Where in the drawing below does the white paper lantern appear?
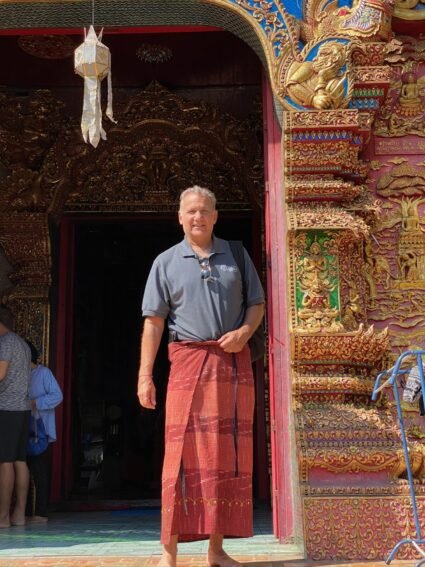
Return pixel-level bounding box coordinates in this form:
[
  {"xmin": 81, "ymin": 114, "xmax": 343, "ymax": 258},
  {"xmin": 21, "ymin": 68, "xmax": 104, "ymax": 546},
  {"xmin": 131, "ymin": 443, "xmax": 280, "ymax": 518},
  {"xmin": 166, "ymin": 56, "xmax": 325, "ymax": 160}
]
[{"xmin": 74, "ymin": 26, "xmax": 116, "ymax": 148}]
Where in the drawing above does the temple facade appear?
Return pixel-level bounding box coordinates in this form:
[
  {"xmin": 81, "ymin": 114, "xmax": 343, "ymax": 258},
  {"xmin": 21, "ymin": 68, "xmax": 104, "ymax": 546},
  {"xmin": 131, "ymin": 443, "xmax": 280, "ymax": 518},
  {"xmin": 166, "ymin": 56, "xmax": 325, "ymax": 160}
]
[{"xmin": 0, "ymin": 0, "xmax": 424, "ymax": 560}]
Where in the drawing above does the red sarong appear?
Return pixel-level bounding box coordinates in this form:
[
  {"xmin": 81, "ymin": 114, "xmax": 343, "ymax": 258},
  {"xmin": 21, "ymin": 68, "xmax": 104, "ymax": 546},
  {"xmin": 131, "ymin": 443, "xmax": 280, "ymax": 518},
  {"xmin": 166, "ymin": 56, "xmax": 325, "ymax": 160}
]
[{"xmin": 161, "ymin": 341, "xmax": 254, "ymax": 544}]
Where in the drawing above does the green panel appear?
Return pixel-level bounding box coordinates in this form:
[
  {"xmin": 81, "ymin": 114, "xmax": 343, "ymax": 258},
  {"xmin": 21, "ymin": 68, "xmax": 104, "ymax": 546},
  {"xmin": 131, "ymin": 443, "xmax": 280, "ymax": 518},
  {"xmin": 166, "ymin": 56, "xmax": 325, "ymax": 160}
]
[{"xmin": 295, "ymin": 230, "xmax": 341, "ymax": 316}]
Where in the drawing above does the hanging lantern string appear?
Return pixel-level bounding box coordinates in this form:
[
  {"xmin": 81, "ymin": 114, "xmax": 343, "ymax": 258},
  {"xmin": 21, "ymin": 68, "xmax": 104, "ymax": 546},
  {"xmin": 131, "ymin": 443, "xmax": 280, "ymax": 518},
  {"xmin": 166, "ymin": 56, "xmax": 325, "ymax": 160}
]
[{"xmin": 91, "ymin": 0, "xmax": 95, "ymax": 27}]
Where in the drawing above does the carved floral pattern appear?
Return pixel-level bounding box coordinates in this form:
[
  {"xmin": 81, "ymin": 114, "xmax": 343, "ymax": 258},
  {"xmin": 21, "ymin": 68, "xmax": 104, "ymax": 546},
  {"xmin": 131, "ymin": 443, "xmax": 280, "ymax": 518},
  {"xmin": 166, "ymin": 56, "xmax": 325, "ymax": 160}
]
[
  {"xmin": 304, "ymin": 497, "xmax": 425, "ymax": 560},
  {"xmin": 293, "ymin": 326, "xmax": 389, "ymax": 364}
]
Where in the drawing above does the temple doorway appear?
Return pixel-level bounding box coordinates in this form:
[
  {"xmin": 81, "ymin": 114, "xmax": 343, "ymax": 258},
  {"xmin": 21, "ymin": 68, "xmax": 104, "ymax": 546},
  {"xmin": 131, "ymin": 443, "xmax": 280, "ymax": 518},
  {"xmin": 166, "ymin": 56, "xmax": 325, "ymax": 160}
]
[{"xmin": 66, "ymin": 210, "xmax": 268, "ymax": 505}]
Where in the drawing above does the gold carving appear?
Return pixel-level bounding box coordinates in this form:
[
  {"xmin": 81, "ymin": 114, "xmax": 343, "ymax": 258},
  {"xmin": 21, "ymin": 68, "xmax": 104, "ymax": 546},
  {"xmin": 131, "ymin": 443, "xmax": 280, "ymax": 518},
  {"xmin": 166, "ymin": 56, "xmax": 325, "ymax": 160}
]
[
  {"xmin": 41, "ymin": 82, "xmax": 263, "ymax": 214},
  {"xmin": 304, "ymin": 496, "xmax": 425, "ymax": 560},
  {"xmin": 352, "ymin": 43, "xmax": 388, "ymax": 66},
  {"xmin": 304, "ymin": 447, "xmax": 405, "ymax": 476},
  {"xmin": 375, "ymin": 159, "xmax": 425, "ymax": 197},
  {"xmin": 286, "ymin": 176, "xmax": 363, "ymax": 202},
  {"xmin": 301, "ymin": 0, "xmax": 394, "ymax": 42},
  {"xmin": 352, "ymin": 65, "xmax": 392, "ymax": 83},
  {"xmin": 288, "ymin": 205, "xmax": 370, "ymax": 236},
  {"xmin": 293, "ymin": 325, "xmax": 389, "ymax": 364},
  {"xmin": 394, "ymin": 0, "xmax": 425, "ymax": 19},
  {"xmin": 342, "ymin": 278, "xmax": 365, "ymax": 329},
  {"xmin": 296, "ymin": 238, "xmax": 343, "ymax": 333},
  {"xmin": 374, "ymin": 65, "xmax": 425, "ymax": 138},
  {"xmin": 286, "ymin": 109, "xmax": 359, "ymax": 129},
  {"xmin": 285, "ymin": 41, "xmax": 352, "ymax": 110}
]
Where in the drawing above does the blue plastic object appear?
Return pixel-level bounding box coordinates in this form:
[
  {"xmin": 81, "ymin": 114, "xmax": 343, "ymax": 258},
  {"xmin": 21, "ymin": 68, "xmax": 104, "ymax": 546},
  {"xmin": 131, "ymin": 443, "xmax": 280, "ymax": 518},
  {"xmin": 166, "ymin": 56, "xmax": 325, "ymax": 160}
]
[{"xmin": 372, "ymin": 350, "xmax": 425, "ymax": 566}]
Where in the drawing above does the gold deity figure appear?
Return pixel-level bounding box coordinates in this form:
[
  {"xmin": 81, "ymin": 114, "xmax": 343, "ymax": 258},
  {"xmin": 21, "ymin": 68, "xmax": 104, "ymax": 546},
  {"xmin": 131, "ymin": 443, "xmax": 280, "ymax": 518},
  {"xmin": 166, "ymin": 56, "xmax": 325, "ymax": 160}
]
[
  {"xmin": 285, "ymin": 42, "xmax": 348, "ymax": 110},
  {"xmin": 299, "ymin": 241, "xmax": 336, "ymax": 309},
  {"xmin": 342, "ymin": 279, "xmax": 364, "ymax": 329},
  {"xmin": 398, "ymin": 251, "xmax": 420, "ymax": 281},
  {"xmin": 400, "ymin": 197, "xmax": 424, "ymax": 233},
  {"xmin": 397, "ymin": 73, "xmax": 422, "ymax": 117}
]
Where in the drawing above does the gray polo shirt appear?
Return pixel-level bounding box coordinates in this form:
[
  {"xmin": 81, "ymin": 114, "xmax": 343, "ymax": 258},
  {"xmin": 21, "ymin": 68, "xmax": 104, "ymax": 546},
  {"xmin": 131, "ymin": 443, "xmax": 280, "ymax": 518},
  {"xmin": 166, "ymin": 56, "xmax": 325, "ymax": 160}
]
[{"xmin": 142, "ymin": 236, "xmax": 264, "ymax": 341}]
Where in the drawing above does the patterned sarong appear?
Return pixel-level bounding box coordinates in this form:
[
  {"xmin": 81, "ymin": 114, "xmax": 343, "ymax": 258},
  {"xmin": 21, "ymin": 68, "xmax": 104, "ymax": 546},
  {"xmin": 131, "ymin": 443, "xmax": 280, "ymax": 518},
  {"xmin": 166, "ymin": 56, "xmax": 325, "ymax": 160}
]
[{"xmin": 161, "ymin": 341, "xmax": 254, "ymax": 544}]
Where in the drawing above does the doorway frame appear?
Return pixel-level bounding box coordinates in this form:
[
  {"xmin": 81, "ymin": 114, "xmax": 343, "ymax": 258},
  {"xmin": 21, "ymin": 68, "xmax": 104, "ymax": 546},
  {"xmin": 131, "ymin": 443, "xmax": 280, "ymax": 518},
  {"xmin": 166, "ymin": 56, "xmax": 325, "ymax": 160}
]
[{"xmin": 53, "ymin": 208, "xmax": 272, "ymax": 501}]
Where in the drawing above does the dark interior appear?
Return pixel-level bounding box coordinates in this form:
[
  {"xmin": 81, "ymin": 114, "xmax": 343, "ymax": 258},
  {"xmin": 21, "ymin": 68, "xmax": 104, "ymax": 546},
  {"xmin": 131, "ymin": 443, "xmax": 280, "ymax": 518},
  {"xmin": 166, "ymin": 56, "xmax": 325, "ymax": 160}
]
[{"xmin": 71, "ymin": 213, "xmax": 256, "ymax": 499}]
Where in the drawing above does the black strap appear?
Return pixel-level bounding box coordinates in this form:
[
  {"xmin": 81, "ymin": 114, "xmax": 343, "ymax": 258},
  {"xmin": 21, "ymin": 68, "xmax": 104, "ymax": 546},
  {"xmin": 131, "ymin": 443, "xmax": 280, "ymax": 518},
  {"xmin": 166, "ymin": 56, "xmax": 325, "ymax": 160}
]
[{"xmin": 228, "ymin": 240, "xmax": 246, "ymax": 305}]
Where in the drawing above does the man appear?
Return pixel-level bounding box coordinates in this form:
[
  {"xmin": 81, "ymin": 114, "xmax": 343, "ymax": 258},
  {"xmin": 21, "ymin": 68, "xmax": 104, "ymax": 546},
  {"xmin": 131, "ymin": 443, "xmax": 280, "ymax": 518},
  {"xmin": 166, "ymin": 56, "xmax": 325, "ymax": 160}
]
[
  {"xmin": 138, "ymin": 186, "xmax": 264, "ymax": 567},
  {"xmin": 0, "ymin": 305, "xmax": 31, "ymax": 528}
]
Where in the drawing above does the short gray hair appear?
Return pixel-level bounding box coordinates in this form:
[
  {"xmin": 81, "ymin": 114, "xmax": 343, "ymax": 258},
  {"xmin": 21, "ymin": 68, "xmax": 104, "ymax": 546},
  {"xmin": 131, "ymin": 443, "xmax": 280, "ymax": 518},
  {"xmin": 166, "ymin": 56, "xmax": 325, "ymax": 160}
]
[
  {"xmin": 179, "ymin": 186, "xmax": 216, "ymax": 211},
  {"xmin": 0, "ymin": 305, "xmax": 14, "ymax": 330}
]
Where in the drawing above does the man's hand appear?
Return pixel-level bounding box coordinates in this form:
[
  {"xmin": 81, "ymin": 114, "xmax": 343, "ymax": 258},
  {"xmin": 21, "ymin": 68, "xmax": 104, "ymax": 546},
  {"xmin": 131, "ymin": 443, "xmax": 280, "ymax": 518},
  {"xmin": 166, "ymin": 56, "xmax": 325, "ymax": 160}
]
[
  {"xmin": 217, "ymin": 303, "xmax": 264, "ymax": 354},
  {"xmin": 137, "ymin": 378, "xmax": 156, "ymax": 410},
  {"xmin": 137, "ymin": 316, "xmax": 164, "ymax": 410},
  {"xmin": 217, "ymin": 328, "xmax": 250, "ymax": 353}
]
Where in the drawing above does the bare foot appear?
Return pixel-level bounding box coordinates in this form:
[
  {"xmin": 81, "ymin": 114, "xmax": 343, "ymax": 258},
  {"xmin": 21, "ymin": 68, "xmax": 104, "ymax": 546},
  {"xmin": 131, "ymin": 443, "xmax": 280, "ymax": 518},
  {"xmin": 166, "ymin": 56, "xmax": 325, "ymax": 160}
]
[
  {"xmin": 207, "ymin": 551, "xmax": 242, "ymax": 567},
  {"xmin": 158, "ymin": 554, "xmax": 176, "ymax": 567},
  {"xmin": 27, "ymin": 515, "xmax": 48, "ymax": 524},
  {"xmin": 10, "ymin": 514, "xmax": 26, "ymax": 527}
]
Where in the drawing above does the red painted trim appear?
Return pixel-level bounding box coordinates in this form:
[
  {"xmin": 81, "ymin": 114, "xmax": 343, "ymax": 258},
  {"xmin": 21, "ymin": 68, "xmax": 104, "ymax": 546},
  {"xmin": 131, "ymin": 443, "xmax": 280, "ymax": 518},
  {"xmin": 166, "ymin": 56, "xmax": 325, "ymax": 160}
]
[
  {"xmin": 51, "ymin": 218, "xmax": 75, "ymax": 502},
  {"xmin": 263, "ymin": 75, "xmax": 299, "ymax": 543},
  {"xmin": 251, "ymin": 210, "xmax": 270, "ymax": 503},
  {"xmin": 0, "ymin": 25, "xmax": 221, "ymax": 36}
]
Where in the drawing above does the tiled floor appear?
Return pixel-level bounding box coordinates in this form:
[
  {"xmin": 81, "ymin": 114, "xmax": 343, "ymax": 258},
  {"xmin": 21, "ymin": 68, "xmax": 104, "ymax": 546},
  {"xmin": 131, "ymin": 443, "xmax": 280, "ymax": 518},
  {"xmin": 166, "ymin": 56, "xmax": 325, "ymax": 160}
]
[
  {"xmin": 0, "ymin": 508, "xmax": 418, "ymax": 567},
  {"xmin": 0, "ymin": 507, "xmax": 300, "ymax": 562}
]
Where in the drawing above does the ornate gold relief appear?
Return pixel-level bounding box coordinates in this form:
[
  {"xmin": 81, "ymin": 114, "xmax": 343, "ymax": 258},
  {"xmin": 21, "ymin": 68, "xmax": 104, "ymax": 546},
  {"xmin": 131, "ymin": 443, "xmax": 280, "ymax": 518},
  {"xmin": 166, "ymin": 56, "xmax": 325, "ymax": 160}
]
[
  {"xmin": 286, "ymin": 176, "xmax": 363, "ymax": 202},
  {"xmin": 288, "ymin": 205, "xmax": 370, "ymax": 236},
  {"xmin": 304, "ymin": 496, "xmax": 425, "ymax": 560},
  {"xmin": 38, "ymin": 82, "xmax": 264, "ymax": 214},
  {"xmin": 294, "ymin": 233, "xmax": 343, "ymax": 333},
  {"xmin": 293, "ymin": 325, "xmax": 389, "ymax": 364},
  {"xmin": 284, "ymin": 40, "xmax": 353, "ymax": 110},
  {"xmin": 301, "ymin": 0, "xmax": 394, "ymax": 43},
  {"xmin": 394, "ymin": 0, "xmax": 425, "ymax": 20},
  {"xmin": 374, "ymin": 43, "xmax": 425, "ymax": 138},
  {"xmin": 0, "ymin": 212, "xmax": 51, "ymax": 363},
  {"xmin": 284, "ymin": 109, "xmax": 372, "ymax": 181}
]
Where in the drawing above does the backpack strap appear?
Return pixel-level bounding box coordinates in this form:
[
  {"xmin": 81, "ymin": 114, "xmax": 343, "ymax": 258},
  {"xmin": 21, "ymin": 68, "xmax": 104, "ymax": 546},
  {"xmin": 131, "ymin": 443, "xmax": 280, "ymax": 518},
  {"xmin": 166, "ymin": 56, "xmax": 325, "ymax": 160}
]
[{"xmin": 228, "ymin": 240, "xmax": 247, "ymax": 306}]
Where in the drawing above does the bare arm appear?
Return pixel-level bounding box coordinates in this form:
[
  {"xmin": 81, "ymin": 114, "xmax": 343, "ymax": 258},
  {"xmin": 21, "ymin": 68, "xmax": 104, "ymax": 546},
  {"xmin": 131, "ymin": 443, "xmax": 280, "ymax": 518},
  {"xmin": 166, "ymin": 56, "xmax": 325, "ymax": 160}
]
[
  {"xmin": 0, "ymin": 360, "xmax": 9, "ymax": 381},
  {"xmin": 137, "ymin": 316, "xmax": 165, "ymax": 410},
  {"xmin": 217, "ymin": 303, "xmax": 265, "ymax": 353}
]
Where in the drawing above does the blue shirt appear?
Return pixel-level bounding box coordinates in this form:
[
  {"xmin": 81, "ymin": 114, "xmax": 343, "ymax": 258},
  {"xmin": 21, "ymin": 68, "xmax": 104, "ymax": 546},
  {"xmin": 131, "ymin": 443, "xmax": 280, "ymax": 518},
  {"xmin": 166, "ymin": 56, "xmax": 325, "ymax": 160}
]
[
  {"xmin": 28, "ymin": 365, "xmax": 63, "ymax": 443},
  {"xmin": 142, "ymin": 236, "xmax": 264, "ymax": 341}
]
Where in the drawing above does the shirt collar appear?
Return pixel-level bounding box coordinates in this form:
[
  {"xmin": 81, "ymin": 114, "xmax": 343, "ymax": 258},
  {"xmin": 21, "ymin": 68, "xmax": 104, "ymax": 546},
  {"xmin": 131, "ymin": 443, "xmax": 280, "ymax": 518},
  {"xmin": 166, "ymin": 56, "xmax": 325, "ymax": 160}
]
[{"xmin": 180, "ymin": 235, "xmax": 227, "ymax": 258}]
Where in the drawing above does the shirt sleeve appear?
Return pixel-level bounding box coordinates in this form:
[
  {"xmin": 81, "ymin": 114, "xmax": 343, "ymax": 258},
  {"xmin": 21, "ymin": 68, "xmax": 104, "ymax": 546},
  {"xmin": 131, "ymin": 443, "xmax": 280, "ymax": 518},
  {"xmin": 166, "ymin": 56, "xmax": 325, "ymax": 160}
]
[
  {"xmin": 142, "ymin": 257, "xmax": 171, "ymax": 319},
  {"xmin": 0, "ymin": 334, "xmax": 13, "ymax": 362},
  {"xmin": 35, "ymin": 367, "xmax": 64, "ymax": 410},
  {"xmin": 243, "ymin": 248, "xmax": 265, "ymax": 307}
]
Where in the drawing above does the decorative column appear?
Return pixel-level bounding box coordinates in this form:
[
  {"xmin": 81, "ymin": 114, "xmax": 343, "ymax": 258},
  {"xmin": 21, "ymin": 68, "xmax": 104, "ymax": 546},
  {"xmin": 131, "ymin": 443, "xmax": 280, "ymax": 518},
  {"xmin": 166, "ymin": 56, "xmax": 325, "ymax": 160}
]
[
  {"xmin": 0, "ymin": 213, "xmax": 51, "ymax": 362},
  {"xmin": 281, "ymin": 37, "xmax": 425, "ymax": 557},
  {"xmin": 0, "ymin": 89, "xmax": 63, "ymax": 361}
]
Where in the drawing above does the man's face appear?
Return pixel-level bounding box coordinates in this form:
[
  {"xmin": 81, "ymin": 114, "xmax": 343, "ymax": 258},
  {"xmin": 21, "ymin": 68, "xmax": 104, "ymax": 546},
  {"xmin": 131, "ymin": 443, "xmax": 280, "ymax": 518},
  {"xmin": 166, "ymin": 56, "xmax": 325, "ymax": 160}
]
[{"xmin": 178, "ymin": 193, "xmax": 218, "ymax": 242}]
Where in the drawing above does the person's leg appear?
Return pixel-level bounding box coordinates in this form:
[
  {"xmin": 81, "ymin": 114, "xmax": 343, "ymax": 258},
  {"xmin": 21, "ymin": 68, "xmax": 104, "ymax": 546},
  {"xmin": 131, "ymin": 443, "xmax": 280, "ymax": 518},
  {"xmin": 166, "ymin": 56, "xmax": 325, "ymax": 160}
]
[
  {"xmin": 10, "ymin": 461, "xmax": 29, "ymax": 526},
  {"xmin": 159, "ymin": 534, "xmax": 178, "ymax": 567},
  {"xmin": 207, "ymin": 534, "xmax": 240, "ymax": 567},
  {"xmin": 0, "ymin": 462, "xmax": 14, "ymax": 528},
  {"xmin": 32, "ymin": 448, "xmax": 50, "ymax": 519}
]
